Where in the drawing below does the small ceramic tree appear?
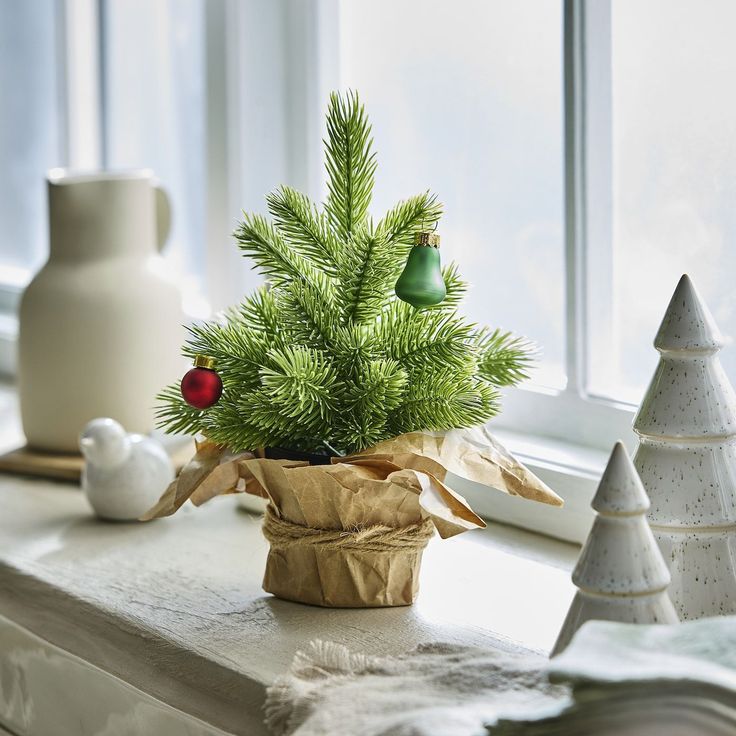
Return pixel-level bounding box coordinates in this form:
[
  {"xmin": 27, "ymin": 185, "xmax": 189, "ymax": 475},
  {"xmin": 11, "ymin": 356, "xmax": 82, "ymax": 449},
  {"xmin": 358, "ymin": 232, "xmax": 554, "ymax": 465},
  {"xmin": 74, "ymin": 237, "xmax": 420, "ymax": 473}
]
[
  {"xmin": 634, "ymin": 274, "xmax": 736, "ymax": 620},
  {"xmin": 552, "ymin": 442, "xmax": 677, "ymax": 656}
]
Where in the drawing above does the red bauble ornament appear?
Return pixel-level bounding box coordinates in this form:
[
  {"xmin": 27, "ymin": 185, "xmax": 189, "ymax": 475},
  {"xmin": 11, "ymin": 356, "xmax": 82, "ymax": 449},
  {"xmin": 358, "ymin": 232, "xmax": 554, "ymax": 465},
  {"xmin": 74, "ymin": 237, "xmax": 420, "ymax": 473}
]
[{"xmin": 181, "ymin": 355, "xmax": 223, "ymax": 409}]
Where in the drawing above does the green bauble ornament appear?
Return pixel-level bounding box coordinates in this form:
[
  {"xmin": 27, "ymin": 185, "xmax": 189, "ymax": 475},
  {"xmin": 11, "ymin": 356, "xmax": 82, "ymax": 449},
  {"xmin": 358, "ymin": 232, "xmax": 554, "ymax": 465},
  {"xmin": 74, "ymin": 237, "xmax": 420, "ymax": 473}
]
[{"xmin": 394, "ymin": 232, "xmax": 447, "ymax": 308}]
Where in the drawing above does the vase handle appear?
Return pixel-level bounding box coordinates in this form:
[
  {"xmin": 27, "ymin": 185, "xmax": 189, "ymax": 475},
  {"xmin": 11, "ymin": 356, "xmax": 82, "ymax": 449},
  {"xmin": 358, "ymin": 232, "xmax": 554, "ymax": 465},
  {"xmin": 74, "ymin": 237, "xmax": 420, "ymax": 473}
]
[{"xmin": 154, "ymin": 183, "xmax": 172, "ymax": 252}]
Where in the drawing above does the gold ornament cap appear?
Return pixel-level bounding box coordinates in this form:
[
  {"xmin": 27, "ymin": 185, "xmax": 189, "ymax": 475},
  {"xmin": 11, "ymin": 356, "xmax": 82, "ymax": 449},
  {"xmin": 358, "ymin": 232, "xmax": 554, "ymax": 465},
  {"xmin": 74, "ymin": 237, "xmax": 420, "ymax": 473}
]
[
  {"xmin": 414, "ymin": 231, "xmax": 440, "ymax": 248},
  {"xmin": 193, "ymin": 354, "xmax": 216, "ymax": 370}
]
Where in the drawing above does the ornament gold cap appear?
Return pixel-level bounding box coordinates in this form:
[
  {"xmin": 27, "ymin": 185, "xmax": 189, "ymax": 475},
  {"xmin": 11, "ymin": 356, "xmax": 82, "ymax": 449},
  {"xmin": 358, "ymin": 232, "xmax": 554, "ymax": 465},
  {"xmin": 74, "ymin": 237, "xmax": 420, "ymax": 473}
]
[
  {"xmin": 414, "ymin": 231, "xmax": 440, "ymax": 248},
  {"xmin": 193, "ymin": 354, "xmax": 216, "ymax": 370}
]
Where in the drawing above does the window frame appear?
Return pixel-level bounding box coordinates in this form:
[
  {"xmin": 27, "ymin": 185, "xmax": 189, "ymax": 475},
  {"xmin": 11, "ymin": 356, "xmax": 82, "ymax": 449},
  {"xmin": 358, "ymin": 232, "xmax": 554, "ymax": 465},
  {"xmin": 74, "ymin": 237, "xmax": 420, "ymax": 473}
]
[
  {"xmin": 214, "ymin": 0, "xmax": 613, "ymax": 543},
  {"xmin": 0, "ymin": 0, "xmax": 102, "ymax": 377},
  {"xmin": 200, "ymin": 0, "xmax": 339, "ymax": 313},
  {"xmin": 323, "ymin": 0, "xmax": 625, "ymax": 541},
  {"xmin": 495, "ymin": 0, "xmax": 636, "ymax": 453},
  {"xmin": 0, "ymin": 0, "xmax": 626, "ymax": 542},
  {"xmin": 471, "ymin": 0, "xmax": 630, "ymax": 542},
  {"xmin": 318, "ymin": 0, "xmax": 633, "ymax": 456}
]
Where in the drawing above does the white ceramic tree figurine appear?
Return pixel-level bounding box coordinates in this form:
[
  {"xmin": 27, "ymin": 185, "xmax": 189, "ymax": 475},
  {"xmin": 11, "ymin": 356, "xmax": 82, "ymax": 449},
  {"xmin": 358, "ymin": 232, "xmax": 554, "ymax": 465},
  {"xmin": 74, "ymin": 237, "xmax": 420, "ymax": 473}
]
[
  {"xmin": 634, "ymin": 274, "xmax": 736, "ymax": 620},
  {"xmin": 552, "ymin": 442, "xmax": 677, "ymax": 656}
]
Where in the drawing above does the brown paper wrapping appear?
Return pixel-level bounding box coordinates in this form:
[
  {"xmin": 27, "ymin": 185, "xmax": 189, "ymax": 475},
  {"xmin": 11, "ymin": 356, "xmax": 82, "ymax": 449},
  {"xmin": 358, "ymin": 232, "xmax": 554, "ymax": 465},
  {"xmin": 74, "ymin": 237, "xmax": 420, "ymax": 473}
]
[
  {"xmin": 352, "ymin": 426, "xmax": 561, "ymax": 505},
  {"xmin": 142, "ymin": 429, "xmax": 562, "ymax": 608}
]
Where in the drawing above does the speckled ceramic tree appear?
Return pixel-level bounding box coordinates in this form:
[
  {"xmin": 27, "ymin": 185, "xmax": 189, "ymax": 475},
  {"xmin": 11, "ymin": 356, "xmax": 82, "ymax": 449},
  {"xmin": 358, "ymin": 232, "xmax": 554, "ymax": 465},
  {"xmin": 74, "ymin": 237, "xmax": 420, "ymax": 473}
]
[
  {"xmin": 634, "ymin": 274, "xmax": 736, "ymax": 620},
  {"xmin": 552, "ymin": 442, "xmax": 677, "ymax": 656}
]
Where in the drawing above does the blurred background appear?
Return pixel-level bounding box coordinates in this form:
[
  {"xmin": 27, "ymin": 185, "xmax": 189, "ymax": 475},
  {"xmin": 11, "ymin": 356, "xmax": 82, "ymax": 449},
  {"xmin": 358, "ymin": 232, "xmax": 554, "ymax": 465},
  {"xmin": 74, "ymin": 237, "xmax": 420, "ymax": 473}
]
[{"xmin": 2, "ymin": 0, "xmax": 735, "ymax": 446}]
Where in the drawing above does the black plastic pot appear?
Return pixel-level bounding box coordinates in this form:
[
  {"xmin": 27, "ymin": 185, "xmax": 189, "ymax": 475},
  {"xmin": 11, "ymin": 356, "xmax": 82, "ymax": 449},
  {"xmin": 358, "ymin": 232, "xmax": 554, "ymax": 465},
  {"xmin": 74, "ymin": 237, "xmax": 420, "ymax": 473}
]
[{"xmin": 263, "ymin": 446, "xmax": 337, "ymax": 466}]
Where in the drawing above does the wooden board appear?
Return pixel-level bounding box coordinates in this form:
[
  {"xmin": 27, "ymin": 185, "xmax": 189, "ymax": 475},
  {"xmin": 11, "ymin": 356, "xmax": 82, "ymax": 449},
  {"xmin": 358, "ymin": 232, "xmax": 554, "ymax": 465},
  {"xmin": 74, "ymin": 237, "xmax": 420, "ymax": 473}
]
[{"xmin": 0, "ymin": 440, "xmax": 196, "ymax": 482}]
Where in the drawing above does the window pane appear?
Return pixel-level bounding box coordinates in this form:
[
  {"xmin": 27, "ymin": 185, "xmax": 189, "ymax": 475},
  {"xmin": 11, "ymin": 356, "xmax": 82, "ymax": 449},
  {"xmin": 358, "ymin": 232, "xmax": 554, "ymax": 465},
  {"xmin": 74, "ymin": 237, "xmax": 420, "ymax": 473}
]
[
  {"xmin": 339, "ymin": 0, "xmax": 565, "ymax": 389},
  {"xmin": 0, "ymin": 1, "xmax": 61, "ymax": 274},
  {"xmin": 102, "ymin": 0, "xmax": 206, "ymax": 290},
  {"xmin": 590, "ymin": 0, "xmax": 736, "ymax": 403}
]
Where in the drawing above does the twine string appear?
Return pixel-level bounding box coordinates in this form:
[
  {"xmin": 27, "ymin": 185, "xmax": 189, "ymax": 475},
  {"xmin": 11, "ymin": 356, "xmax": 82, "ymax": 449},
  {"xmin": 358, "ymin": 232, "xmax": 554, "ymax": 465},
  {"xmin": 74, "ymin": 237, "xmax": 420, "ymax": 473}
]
[{"xmin": 262, "ymin": 505, "xmax": 435, "ymax": 553}]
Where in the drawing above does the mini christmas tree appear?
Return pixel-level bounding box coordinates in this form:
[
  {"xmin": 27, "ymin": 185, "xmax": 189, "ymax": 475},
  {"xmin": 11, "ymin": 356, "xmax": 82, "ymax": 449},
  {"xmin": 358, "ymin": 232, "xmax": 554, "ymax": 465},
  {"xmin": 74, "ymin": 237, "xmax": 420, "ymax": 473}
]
[
  {"xmin": 552, "ymin": 442, "xmax": 677, "ymax": 656},
  {"xmin": 634, "ymin": 274, "xmax": 736, "ymax": 620},
  {"xmin": 156, "ymin": 92, "xmax": 533, "ymax": 455}
]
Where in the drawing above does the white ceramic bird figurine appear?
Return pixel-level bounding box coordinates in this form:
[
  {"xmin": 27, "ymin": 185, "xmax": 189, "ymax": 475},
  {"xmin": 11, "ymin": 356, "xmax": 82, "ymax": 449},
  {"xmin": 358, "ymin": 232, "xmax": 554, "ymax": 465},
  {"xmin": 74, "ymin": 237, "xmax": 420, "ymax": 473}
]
[{"xmin": 79, "ymin": 418, "xmax": 174, "ymax": 521}]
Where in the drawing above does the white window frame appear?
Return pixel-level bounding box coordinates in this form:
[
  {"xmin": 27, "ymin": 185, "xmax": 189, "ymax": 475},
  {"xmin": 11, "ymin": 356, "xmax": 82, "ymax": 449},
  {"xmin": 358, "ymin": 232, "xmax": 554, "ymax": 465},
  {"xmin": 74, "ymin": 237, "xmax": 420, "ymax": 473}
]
[
  {"xmin": 310, "ymin": 0, "xmax": 626, "ymax": 542},
  {"xmin": 487, "ymin": 0, "xmax": 632, "ymax": 542},
  {"xmin": 0, "ymin": 0, "xmax": 629, "ymax": 543},
  {"xmin": 495, "ymin": 0, "xmax": 635, "ymax": 453},
  {"xmin": 201, "ymin": 0, "xmax": 622, "ymax": 543},
  {"xmin": 436, "ymin": 0, "xmax": 635, "ymax": 544},
  {"xmin": 0, "ymin": 0, "xmax": 102, "ymax": 377}
]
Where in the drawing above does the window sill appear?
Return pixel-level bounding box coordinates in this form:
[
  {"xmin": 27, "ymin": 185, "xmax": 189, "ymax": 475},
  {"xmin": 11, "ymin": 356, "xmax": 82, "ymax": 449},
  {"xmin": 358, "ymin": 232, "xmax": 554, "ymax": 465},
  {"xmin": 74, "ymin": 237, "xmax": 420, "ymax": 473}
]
[
  {"xmin": 448, "ymin": 426, "xmax": 606, "ymax": 544},
  {"xmin": 0, "ymin": 382, "xmax": 584, "ymax": 732},
  {"xmin": 0, "ymin": 471, "xmax": 578, "ymax": 735},
  {"xmin": 0, "ymin": 380, "xmax": 603, "ymax": 545}
]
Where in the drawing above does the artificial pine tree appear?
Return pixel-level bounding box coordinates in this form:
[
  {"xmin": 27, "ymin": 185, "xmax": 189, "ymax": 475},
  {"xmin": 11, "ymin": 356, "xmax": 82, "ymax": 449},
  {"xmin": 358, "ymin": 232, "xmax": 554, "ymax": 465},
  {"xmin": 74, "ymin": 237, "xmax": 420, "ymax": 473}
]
[
  {"xmin": 157, "ymin": 92, "xmax": 532, "ymax": 455},
  {"xmin": 634, "ymin": 274, "xmax": 736, "ymax": 620},
  {"xmin": 552, "ymin": 442, "xmax": 677, "ymax": 656}
]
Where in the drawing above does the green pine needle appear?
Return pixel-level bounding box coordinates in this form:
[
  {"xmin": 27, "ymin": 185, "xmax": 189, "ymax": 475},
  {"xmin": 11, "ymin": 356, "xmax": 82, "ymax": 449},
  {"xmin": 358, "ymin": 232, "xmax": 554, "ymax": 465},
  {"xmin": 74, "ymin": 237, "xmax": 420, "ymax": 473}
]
[
  {"xmin": 478, "ymin": 328, "xmax": 536, "ymax": 386},
  {"xmin": 158, "ymin": 91, "xmax": 533, "ymax": 453},
  {"xmin": 234, "ymin": 214, "xmax": 323, "ymax": 290},
  {"xmin": 337, "ymin": 229, "xmax": 399, "ymax": 323},
  {"xmin": 376, "ymin": 191, "xmax": 443, "ymax": 245},
  {"xmin": 379, "ymin": 308, "xmax": 477, "ymax": 372},
  {"xmin": 155, "ymin": 384, "xmax": 203, "ymax": 436},
  {"xmin": 324, "ymin": 91, "xmax": 377, "ymax": 241},
  {"xmin": 267, "ymin": 186, "xmax": 341, "ymax": 276}
]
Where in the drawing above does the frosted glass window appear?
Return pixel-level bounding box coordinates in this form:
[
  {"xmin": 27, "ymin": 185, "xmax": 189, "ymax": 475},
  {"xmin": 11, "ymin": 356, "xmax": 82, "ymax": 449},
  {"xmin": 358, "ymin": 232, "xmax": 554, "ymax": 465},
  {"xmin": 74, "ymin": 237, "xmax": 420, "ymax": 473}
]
[
  {"xmin": 0, "ymin": 1, "xmax": 61, "ymax": 274},
  {"xmin": 102, "ymin": 0, "xmax": 206, "ymax": 283},
  {"xmin": 339, "ymin": 0, "xmax": 565, "ymax": 389},
  {"xmin": 589, "ymin": 0, "xmax": 736, "ymax": 404}
]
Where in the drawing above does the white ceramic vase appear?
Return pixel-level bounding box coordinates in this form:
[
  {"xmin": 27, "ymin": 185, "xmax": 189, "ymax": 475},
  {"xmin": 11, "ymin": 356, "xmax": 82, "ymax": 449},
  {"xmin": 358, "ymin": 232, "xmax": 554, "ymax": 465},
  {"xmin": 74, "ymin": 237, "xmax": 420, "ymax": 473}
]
[{"xmin": 18, "ymin": 170, "xmax": 185, "ymax": 452}]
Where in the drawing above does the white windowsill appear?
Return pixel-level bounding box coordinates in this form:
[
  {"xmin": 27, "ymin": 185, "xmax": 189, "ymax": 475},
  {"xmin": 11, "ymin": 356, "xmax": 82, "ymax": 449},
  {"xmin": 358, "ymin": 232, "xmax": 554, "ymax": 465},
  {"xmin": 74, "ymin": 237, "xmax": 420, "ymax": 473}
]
[
  {"xmin": 473, "ymin": 426, "xmax": 605, "ymax": 544},
  {"xmin": 0, "ymin": 382, "xmax": 593, "ymax": 733},
  {"xmin": 0, "ymin": 471, "xmax": 578, "ymax": 735},
  {"xmin": 0, "ymin": 381, "xmax": 603, "ymax": 545}
]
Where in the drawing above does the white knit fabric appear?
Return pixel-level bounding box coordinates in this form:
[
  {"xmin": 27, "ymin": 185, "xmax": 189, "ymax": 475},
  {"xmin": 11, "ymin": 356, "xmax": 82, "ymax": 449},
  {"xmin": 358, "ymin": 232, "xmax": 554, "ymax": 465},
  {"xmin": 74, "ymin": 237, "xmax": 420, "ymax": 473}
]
[
  {"xmin": 265, "ymin": 640, "xmax": 569, "ymax": 736},
  {"xmin": 266, "ymin": 618, "xmax": 736, "ymax": 736}
]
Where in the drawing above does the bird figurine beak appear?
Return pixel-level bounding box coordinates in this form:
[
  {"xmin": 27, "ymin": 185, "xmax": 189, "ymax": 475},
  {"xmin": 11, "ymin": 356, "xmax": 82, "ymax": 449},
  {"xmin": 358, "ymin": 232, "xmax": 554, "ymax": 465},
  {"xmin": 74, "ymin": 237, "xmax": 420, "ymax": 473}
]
[{"xmin": 79, "ymin": 436, "xmax": 95, "ymax": 455}]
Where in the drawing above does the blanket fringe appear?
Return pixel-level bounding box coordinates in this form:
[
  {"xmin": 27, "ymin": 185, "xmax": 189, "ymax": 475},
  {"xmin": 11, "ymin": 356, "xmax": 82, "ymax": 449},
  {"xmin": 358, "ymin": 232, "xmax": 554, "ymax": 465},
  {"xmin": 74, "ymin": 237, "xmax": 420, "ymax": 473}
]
[{"xmin": 264, "ymin": 640, "xmax": 380, "ymax": 735}]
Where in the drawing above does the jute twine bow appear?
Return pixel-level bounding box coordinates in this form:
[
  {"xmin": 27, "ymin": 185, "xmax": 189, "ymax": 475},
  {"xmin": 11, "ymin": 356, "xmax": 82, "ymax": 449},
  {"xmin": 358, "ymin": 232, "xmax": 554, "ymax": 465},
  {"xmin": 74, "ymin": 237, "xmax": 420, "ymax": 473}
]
[{"xmin": 262, "ymin": 505, "xmax": 435, "ymax": 554}]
